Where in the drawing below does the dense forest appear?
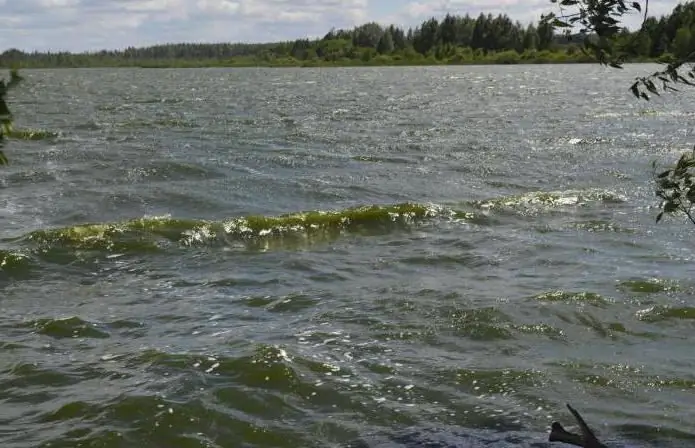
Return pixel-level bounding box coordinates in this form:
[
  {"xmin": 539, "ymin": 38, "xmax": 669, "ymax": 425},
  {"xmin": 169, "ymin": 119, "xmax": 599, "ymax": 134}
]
[{"xmin": 2, "ymin": 2, "xmax": 695, "ymax": 68}]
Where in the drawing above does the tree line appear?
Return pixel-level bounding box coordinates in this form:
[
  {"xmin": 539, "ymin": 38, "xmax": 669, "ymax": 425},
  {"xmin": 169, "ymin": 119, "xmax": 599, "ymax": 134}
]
[
  {"xmin": 4, "ymin": 3, "xmax": 694, "ymax": 68},
  {"xmin": 0, "ymin": 13, "xmax": 562, "ymax": 68}
]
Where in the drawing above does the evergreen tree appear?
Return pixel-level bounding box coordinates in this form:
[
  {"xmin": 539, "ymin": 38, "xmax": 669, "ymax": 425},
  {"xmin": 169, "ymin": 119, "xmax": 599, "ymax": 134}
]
[
  {"xmin": 537, "ymin": 19, "xmax": 554, "ymax": 50},
  {"xmin": 523, "ymin": 24, "xmax": 539, "ymax": 50},
  {"xmin": 377, "ymin": 31, "xmax": 395, "ymax": 54},
  {"xmin": 672, "ymin": 26, "xmax": 692, "ymax": 58}
]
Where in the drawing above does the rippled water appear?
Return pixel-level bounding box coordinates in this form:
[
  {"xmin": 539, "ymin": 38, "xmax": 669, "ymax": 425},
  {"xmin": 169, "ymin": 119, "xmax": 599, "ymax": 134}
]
[{"xmin": 2, "ymin": 65, "xmax": 695, "ymax": 447}]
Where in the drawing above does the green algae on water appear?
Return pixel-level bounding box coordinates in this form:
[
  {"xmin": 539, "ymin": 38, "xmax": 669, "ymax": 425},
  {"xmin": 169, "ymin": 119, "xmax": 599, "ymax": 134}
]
[
  {"xmin": 636, "ymin": 305, "xmax": 695, "ymax": 322},
  {"xmin": 20, "ymin": 203, "xmax": 478, "ymax": 253},
  {"xmin": 221, "ymin": 203, "xmax": 442, "ymax": 237},
  {"xmin": 0, "ymin": 249, "xmax": 30, "ymax": 271},
  {"xmin": 8, "ymin": 128, "xmax": 59, "ymax": 140},
  {"xmin": 25, "ymin": 215, "xmax": 200, "ymax": 251},
  {"xmin": 619, "ymin": 278, "xmax": 681, "ymax": 294}
]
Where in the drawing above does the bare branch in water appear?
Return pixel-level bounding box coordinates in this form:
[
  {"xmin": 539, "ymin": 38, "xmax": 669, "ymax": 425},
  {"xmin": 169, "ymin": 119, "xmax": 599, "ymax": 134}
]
[{"xmin": 549, "ymin": 404, "xmax": 608, "ymax": 448}]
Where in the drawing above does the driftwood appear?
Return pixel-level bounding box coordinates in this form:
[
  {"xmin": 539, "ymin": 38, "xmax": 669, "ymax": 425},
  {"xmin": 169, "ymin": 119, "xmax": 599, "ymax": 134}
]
[{"xmin": 549, "ymin": 404, "xmax": 609, "ymax": 448}]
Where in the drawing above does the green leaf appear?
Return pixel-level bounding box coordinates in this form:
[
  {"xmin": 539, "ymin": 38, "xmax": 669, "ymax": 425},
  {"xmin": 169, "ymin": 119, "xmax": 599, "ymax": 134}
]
[
  {"xmin": 7, "ymin": 69, "xmax": 23, "ymax": 89},
  {"xmin": 0, "ymin": 100, "xmax": 10, "ymax": 117},
  {"xmin": 658, "ymin": 170, "xmax": 672, "ymax": 178},
  {"xmin": 664, "ymin": 202, "xmax": 679, "ymax": 213},
  {"xmin": 0, "ymin": 68, "xmax": 24, "ymax": 166},
  {"xmin": 645, "ymin": 80, "xmax": 660, "ymax": 95}
]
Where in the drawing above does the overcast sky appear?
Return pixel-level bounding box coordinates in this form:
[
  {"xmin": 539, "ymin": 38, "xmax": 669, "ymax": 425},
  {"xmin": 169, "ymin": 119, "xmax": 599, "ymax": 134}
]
[{"xmin": 0, "ymin": 0, "xmax": 682, "ymax": 53}]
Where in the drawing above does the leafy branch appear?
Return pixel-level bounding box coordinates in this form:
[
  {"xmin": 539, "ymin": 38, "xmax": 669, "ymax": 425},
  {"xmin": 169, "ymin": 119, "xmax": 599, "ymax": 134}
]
[
  {"xmin": 0, "ymin": 68, "xmax": 23, "ymax": 165},
  {"xmin": 544, "ymin": 0, "xmax": 695, "ymax": 224},
  {"xmin": 541, "ymin": 2, "xmax": 695, "ymax": 100},
  {"xmin": 653, "ymin": 149, "xmax": 695, "ymax": 225},
  {"xmin": 541, "ymin": 0, "xmax": 647, "ymax": 68}
]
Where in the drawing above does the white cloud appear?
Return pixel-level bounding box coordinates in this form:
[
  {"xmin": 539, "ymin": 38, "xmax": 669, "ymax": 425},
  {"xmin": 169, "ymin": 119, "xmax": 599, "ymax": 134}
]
[
  {"xmin": 195, "ymin": 0, "xmax": 240, "ymax": 14},
  {"xmin": 39, "ymin": 0, "xmax": 80, "ymax": 6},
  {"xmin": 0, "ymin": 0, "xmax": 682, "ymax": 52},
  {"xmin": 125, "ymin": 0, "xmax": 183, "ymax": 12}
]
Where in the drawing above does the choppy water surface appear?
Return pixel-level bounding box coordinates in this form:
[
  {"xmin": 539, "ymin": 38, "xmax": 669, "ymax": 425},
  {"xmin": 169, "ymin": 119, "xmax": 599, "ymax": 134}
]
[{"xmin": 2, "ymin": 65, "xmax": 695, "ymax": 447}]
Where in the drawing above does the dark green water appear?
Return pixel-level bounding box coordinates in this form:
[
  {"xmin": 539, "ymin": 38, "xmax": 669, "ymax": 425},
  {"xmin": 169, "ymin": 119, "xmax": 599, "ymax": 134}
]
[{"xmin": 1, "ymin": 65, "xmax": 695, "ymax": 447}]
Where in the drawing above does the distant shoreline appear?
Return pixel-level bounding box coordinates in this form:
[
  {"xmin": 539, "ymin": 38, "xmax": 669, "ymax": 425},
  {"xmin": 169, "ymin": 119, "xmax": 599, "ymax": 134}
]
[{"xmin": 0, "ymin": 56, "xmax": 661, "ymax": 70}]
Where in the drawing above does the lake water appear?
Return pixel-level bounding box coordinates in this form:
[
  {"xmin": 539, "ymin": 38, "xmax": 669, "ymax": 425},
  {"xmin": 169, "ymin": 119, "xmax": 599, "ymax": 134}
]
[{"xmin": 1, "ymin": 64, "xmax": 695, "ymax": 447}]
